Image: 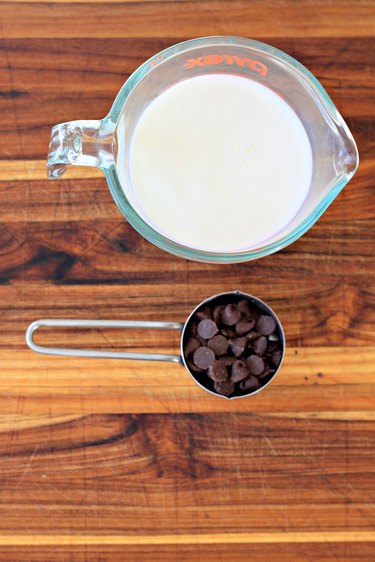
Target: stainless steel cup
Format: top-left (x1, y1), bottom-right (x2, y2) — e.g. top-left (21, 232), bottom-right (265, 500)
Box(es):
top-left (26, 290), bottom-right (285, 399)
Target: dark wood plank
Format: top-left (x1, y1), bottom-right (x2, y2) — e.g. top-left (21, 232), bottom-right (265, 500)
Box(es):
top-left (0, 414), bottom-right (373, 537)
top-left (0, 543), bottom-right (374, 562)
top-left (0, 193), bottom-right (374, 347)
top-left (0, 37), bottom-right (373, 160)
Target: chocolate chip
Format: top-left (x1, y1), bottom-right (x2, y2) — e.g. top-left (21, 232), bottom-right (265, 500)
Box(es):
top-left (196, 335), bottom-right (207, 346)
top-left (214, 380), bottom-right (235, 397)
top-left (221, 355), bottom-right (236, 367)
top-left (230, 360), bottom-right (250, 383)
top-left (229, 337), bottom-right (247, 357)
top-left (239, 375), bottom-right (260, 392)
top-left (195, 307), bottom-right (212, 321)
top-left (186, 359), bottom-right (203, 373)
top-left (190, 323), bottom-right (197, 337)
top-left (251, 335), bottom-right (267, 356)
top-left (237, 299), bottom-right (252, 317)
top-left (271, 350), bottom-right (282, 367)
top-left (222, 304), bottom-right (241, 326)
top-left (197, 319), bottom-right (218, 339)
top-left (235, 318), bottom-right (255, 336)
top-left (207, 334), bottom-right (228, 355)
top-left (256, 315), bottom-right (276, 336)
top-left (246, 331), bottom-right (261, 342)
top-left (193, 346), bottom-right (215, 370)
top-left (258, 367), bottom-right (275, 380)
top-left (184, 337), bottom-right (201, 357)
top-left (208, 359), bottom-right (228, 382)
top-left (212, 305), bottom-right (225, 325)
top-left (220, 327), bottom-right (236, 338)
top-left (246, 355), bottom-right (265, 375)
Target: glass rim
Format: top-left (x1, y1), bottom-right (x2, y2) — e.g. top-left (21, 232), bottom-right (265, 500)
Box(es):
top-left (102, 35), bottom-right (359, 263)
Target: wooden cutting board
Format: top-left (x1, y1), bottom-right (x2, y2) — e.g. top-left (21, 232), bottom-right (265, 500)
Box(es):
top-left (0, 1), bottom-right (374, 560)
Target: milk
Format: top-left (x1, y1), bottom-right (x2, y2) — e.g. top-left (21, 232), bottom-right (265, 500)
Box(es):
top-left (124, 74), bottom-right (312, 252)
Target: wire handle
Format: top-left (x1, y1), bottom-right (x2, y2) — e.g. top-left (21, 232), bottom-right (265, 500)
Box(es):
top-left (26, 319), bottom-right (184, 363)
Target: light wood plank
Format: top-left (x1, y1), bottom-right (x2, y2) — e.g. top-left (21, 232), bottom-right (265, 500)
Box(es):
top-left (0, 154), bottom-right (366, 186)
top-left (0, 348), bottom-right (374, 414)
top-left (0, 160), bottom-right (373, 223)
top-left (0, 160), bottom-right (102, 181)
top-left (0, 532), bottom-right (373, 545)
top-left (0, 3), bottom-right (373, 38)
top-left (6, 0), bottom-right (375, 5)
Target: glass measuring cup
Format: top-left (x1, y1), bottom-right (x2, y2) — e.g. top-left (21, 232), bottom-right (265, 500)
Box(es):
top-left (47, 36), bottom-right (359, 263)
top-left (25, 291), bottom-right (285, 400)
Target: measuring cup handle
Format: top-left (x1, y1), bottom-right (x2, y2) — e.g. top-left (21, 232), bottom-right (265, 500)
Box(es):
top-left (26, 319), bottom-right (184, 363)
top-left (47, 118), bottom-right (114, 179)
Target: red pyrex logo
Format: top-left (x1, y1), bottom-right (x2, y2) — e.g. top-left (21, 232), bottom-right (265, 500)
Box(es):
top-left (184, 54), bottom-right (268, 77)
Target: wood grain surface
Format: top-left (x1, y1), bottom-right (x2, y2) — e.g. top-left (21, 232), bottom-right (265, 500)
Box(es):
top-left (0, 1), bottom-right (374, 560)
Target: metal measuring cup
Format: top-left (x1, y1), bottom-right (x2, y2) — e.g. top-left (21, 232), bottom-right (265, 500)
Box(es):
top-left (26, 291), bottom-right (285, 399)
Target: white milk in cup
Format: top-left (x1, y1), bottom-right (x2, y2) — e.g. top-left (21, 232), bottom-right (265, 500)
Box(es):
top-left (125, 74), bottom-right (312, 252)
top-left (47, 37), bottom-right (358, 262)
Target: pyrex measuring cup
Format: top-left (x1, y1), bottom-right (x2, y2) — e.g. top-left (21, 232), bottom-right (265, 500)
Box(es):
top-left (47, 36), bottom-right (358, 263)
top-left (26, 291), bottom-right (285, 399)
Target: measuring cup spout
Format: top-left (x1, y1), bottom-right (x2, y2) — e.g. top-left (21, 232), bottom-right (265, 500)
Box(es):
top-left (333, 120), bottom-right (359, 181)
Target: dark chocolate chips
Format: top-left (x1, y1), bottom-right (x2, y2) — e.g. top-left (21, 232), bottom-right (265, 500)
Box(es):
top-left (208, 360), bottom-right (228, 382)
top-left (239, 375), bottom-right (260, 392)
top-left (197, 318), bottom-right (218, 339)
top-left (193, 346), bottom-right (215, 370)
top-left (256, 315), bottom-right (276, 336)
top-left (214, 380), bottom-right (235, 397)
top-left (228, 337), bottom-right (247, 358)
top-left (250, 335), bottom-right (267, 356)
top-left (184, 337), bottom-right (201, 357)
top-left (184, 295), bottom-right (283, 397)
top-left (208, 334), bottom-right (228, 355)
top-left (236, 318), bottom-right (255, 336)
top-left (230, 360), bottom-right (250, 383)
top-left (222, 304), bottom-right (241, 326)
top-left (246, 355), bottom-right (265, 376)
